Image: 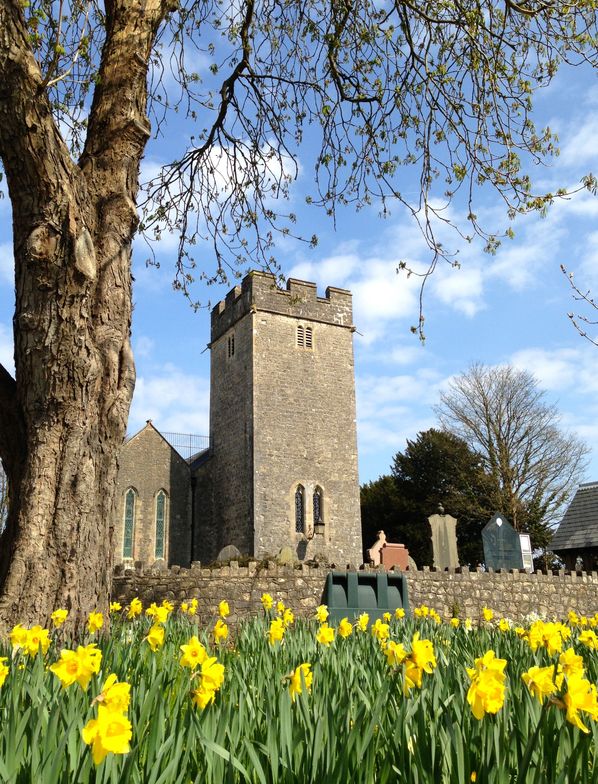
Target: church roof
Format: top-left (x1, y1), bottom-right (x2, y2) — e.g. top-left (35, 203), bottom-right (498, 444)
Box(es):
top-left (551, 482), bottom-right (598, 552)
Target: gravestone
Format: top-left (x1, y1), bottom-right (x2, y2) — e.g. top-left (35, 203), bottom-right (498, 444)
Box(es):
top-left (428, 510), bottom-right (459, 569)
top-left (482, 513), bottom-right (523, 570)
top-left (216, 544), bottom-right (242, 562)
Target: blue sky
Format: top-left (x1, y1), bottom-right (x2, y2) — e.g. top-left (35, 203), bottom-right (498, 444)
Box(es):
top-left (0, 62), bottom-right (597, 488)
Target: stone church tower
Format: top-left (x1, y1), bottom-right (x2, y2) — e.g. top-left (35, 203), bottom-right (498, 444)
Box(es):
top-left (193, 271), bottom-right (362, 566)
top-left (114, 271), bottom-right (363, 568)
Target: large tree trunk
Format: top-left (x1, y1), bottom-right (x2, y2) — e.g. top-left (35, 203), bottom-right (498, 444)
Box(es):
top-left (0, 0), bottom-right (170, 633)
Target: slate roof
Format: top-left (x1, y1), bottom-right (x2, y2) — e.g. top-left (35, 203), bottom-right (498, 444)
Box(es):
top-left (551, 482), bottom-right (598, 551)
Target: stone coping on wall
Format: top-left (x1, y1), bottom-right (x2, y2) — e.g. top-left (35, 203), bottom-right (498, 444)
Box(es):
top-left (112, 561), bottom-right (598, 581)
top-left (111, 561), bottom-right (598, 624)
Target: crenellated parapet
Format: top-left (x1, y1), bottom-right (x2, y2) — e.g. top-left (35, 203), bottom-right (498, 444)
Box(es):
top-left (211, 271), bottom-right (353, 343)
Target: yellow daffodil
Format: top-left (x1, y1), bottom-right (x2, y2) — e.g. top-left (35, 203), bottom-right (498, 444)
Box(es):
top-left (568, 610), bottom-right (580, 627)
top-left (188, 598), bottom-right (198, 616)
top-left (498, 618), bottom-right (511, 632)
top-left (218, 600), bottom-right (230, 619)
top-left (371, 619), bottom-right (390, 643)
top-left (395, 608), bottom-right (405, 620)
top-left (563, 674), bottom-right (598, 733)
top-left (338, 617), bottom-right (353, 638)
top-left (82, 705), bottom-right (132, 765)
top-left (161, 600), bottom-right (174, 614)
top-left (522, 665), bottom-right (562, 704)
top-left (276, 601), bottom-right (286, 615)
top-left (283, 608), bottom-right (294, 627)
top-left (87, 612), bottom-right (104, 635)
top-left (578, 630), bottom-right (598, 650)
top-left (261, 593), bottom-right (273, 611)
top-left (213, 619), bottom-right (229, 643)
top-left (315, 605), bottom-right (329, 623)
top-left (180, 636), bottom-right (208, 669)
top-left (384, 640), bottom-right (407, 667)
top-left (0, 657), bottom-right (8, 688)
top-left (559, 647), bottom-right (585, 679)
top-left (49, 644), bottom-right (102, 689)
top-left (450, 618), bottom-right (460, 628)
top-left (464, 619), bottom-right (472, 631)
top-left (180, 602), bottom-right (189, 614)
top-left (268, 617), bottom-right (285, 646)
top-left (9, 624), bottom-right (28, 651)
top-left (24, 626), bottom-right (51, 657)
top-left (145, 603), bottom-right (169, 624)
top-left (410, 633), bottom-right (437, 674)
top-left (466, 650), bottom-right (507, 720)
top-left (289, 663), bottom-right (313, 702)
top-left (192, 684), bottom-right (216, 709)
top-left (96, 674), bottom-right (131, 713)
top-left (201, 657), bottom-right (225, 693)
top-left (357, 613), bottom-right (369, 632)
top-left (383, 612), bottom-right (391, 622)
top-left (109, 602), bottom-right (121, 613)
top-left (316, 623), bottom-right (335, 646)
top-left (51, 609), bottom-right (69, 627)
top-left (482, 607), bottom-right (494, 622)
top-left (145, 624), bottom-right (165, 652)
top-left (527, 620), bottom-right (564, 656)
top-left (126, 598), bottom-right (142, 619)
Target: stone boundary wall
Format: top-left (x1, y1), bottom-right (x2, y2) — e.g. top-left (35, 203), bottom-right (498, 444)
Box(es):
top-left (111, 563), bottom-right (598, 624)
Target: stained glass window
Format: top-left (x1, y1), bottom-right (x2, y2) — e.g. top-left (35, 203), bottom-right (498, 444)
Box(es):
top-left (155, 490), bottom-right (166, 559)
top-left (313, 487), bottom-right (323, 524)
top-left (295, 485), bottom-right (305, 533)
top-left (123, 488), bottom-right (136, 559)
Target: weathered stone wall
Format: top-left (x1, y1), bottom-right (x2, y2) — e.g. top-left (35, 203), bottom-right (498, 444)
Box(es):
top-left (252, 308), bottom-right (362, 567)
top-left (111, 564), bottom-right (598, 623)
top-left (198, 309), bottom-right (255, 562)
top-left (114, 424), bottom-right (192, 567)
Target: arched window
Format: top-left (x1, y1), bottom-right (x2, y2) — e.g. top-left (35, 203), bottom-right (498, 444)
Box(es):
top-left (295, 485), bottom-right (305, 533)
top-left (123, 488), bottom-right (136, 559)
top-left (155, 490), bottom-right (167, 559)
top-left (313, 486), bottom-right (323, 525)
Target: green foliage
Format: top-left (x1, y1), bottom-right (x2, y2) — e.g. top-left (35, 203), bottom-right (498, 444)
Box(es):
top-left (0, 611), bottom-right (597, 782)
top-left (361, 429), bottom-right (494, 567)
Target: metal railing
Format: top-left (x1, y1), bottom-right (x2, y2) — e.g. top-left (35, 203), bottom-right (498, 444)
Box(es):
top-left (160, 432), bottom-right (210, 460)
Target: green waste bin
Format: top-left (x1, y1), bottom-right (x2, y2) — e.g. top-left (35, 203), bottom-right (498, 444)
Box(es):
top-left (322, 571), bottom-right (409, 623)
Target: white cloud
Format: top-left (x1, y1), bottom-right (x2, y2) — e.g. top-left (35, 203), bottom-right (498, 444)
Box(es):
top-left (129, 365), bottom-right (209, 436)
top-left (133, 335), bottom-right (155, 359)
top-left (0, 243), bottom-right (13, 286)
top-left (431, 264), bottom-right (485, 317)
top-left (558, 111), bottom-right (598, 169)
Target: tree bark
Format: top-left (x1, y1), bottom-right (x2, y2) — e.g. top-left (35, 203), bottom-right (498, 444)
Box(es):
top-left (0, 0), bottom-right (170, 633)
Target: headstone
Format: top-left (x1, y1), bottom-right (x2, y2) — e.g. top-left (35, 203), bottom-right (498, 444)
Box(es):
top-left (519, 534), bottom-right (533, 571)
top-left (276, 546), bottom-right (296, 565)
top-left (428, 512), bottom-right (459, 569)
top-left (482, 514), bottom-right (523, 570)
top-left (216, 544), bottom-right (242, 562)
top-left (381, 543), bottom-right (409, 571)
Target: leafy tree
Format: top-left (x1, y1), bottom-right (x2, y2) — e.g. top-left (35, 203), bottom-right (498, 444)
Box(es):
top-left (361, 429), bottom-right (495, 567)
top-left (436, 364), bottom-right (589, 550)
top-left (1, 0), bottom-right (597, 630)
